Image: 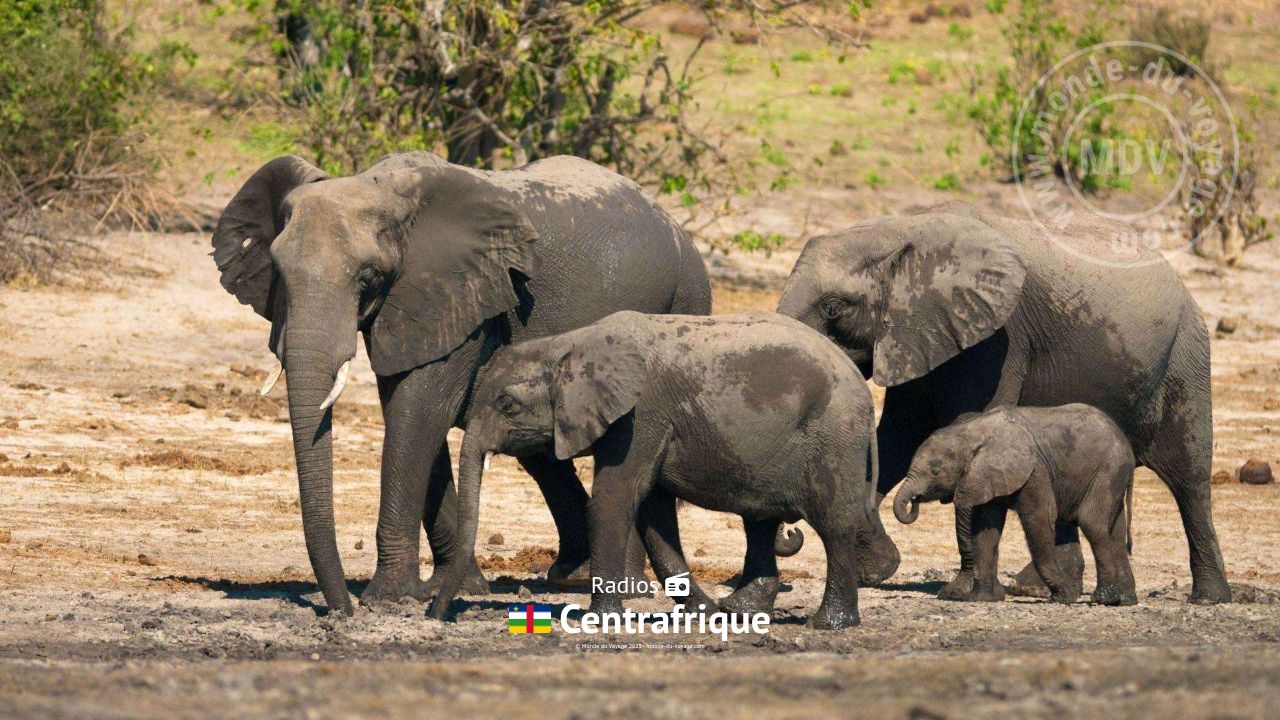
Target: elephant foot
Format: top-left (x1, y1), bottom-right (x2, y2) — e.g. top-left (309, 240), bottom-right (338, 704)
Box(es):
top-left (1006, 557), bottom-right (1083, 599)
top-left (719, 577), bottom-right (779, 615)
top-left (808, 603), bottom-right (860, 630)
top-left (857, 533), bottom-right (901, 586)
top-left (546, 555), bottom-right (592, 591)
top-left (588, 595), bottom-right (625, 616)
top-left (1048, 586), bottom-right (1078, 605)
top-left (963, 583), bottom-right (1006, 603)
top-left (1091, 584), bottom-right (1136, 606)
top-left (361, 562), bottom-right (489, 606)
top-left (937, 569), bottom-right (975, 600)
top-left (1189, 578), bottom-right (1232, 605)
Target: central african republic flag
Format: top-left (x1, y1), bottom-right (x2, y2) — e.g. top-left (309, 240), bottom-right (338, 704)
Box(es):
top-left (508, 603), bottom-right (553, 634)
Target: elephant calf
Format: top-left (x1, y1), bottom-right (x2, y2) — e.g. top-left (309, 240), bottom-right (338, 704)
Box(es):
top-left (893, 404), bottom-right (1137, 606)
top-left (428, 311), bottom-right (889, 629)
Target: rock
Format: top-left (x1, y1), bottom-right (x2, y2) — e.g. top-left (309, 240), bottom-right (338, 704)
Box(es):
top-left (137, 553), bottom-right (158, 566)
top-left (1238, 459), bottom-right (1273, 485)
top-left (950, 3), bottom-right (972, 18)
top-left (908, 11), bottom-right (928, 23)
top-left (0, 529), bottom-right (10, 543)
top-left (354, 539), bottom-right (364, 550)
top-left (694, 547), bottom-right (707, 557)
top-left (1211, 469), bottom-right (1233, 485)
top-left (517, 585), bottom-right (533, 600)
top-left (0, 453), bottom-right (7, 462)
top-left (487, 533), bottom-right (504, 546)
top-left (174, 385), bottom-right (209, 409)
top-left (1216, 316), bottom-right (1239, 334)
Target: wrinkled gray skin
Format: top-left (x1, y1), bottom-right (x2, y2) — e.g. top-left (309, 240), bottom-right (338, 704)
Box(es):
top-left (428, 311), bottom-right (891, 630)
top-left (894, 405), bottom-right (1137, 606)
top-left (778, 200), bottom-right (1229, 604)
top-left (212, 152), bottom-right (710, 614)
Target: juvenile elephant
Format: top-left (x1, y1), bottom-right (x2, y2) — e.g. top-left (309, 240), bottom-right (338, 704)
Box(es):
top-left (893, 405), bottom-right (1137, 606)
top-left (427, 311), bottom-right (890, 629)
top-left (212, 152), bottom-right (710, 614)
top-left (777, 201), bottom-right (1228, 604)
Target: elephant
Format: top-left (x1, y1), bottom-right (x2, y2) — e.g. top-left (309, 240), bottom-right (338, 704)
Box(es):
top-left (893, 404), bottom-right (1137, 606)
top-left (427, 311), bottom-right (893, 629)
top-left (211, 151), bottom-right (711, 614)
top-left (777, 200), bottom-right (1230, 604)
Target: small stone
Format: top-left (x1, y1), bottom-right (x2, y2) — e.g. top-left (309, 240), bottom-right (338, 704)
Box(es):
top-left (137, 553), bottom-right (158, 566)
top-left (44, 614), bottom-right (57, 622)
top-left (487, 533), bottom-right (504, 546)
top-left (1211, 470), bottom-right (1234, 485)
top-left (310, 653), bottom-right (320, 661)
top-left (1239, 459), bottom-right (1274, 485)
top-left (1216, 316), bottom-right (1239, 334)
top-left (0, 530), bottom-right (10, 543)
top-left (694, 548), bottom-right (707, 557)
top-left (62, 613), bottom-right (75, 621)
top-left (354, 539), bottom-right (364, 550)
top-left (141, 618), bottom-right (161, 629)
top-left (517, 585), bottom-right (533, 600)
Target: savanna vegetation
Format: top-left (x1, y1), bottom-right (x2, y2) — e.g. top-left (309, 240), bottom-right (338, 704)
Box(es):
top-left (2, 0), bottom-right (1277, 282)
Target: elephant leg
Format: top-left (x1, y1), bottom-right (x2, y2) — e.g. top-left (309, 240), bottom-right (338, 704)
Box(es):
top-left (720, 518), bottom-right (781, 616)
top-left (636, 487), bottom-right (717, 611)
top-left (1081, 507), bottom-right (1137, 606)
top-left (517, 453), bottom-right (592, 589)
top-left (1140, 413), bottom-right (1230, 603)
top-left (1015, 487), bottom-right (1076, 605)
top-left (363, 347), bottom-right (486, 605)
top-left (964, 504), bottom-right (1007, 602)
top-left (807, 511), bottom-right (861, 630)
top-left (1005, 524), bottom-right (1084, 599)
top-left (587, 417), bottom-right (662, 615)
top-left (937, 506), bottom-right (976, 600)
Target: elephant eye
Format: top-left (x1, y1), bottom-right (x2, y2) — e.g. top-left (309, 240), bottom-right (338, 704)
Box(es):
top-left (496, 394), bottom-right (521, 416)
top-left (929, 465), bottom-right (941, 476)
top-left (820, 297), bottom-right (848, 320)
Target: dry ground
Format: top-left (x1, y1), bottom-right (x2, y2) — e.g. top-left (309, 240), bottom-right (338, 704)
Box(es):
top-left (1, 200), bottom-right (1278, 717)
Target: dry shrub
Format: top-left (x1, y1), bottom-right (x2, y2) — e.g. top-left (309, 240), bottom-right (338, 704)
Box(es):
top-left (1182, 104), bottom-right (1273, 265)
top-left (1130, 7), bottom-right (1212, 77)
top-left (0, 0), bottom-right (197, 287)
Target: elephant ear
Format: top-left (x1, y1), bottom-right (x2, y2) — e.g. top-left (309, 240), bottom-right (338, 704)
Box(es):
top-left (954, 413), bottom-right (1036, 508)
top-left (551, 326), bottom-right (647, 460)
top-left (872, 214), bottom-right (1026, 387)
top-left (367, 167), bottom-right (539, 376)
top-left (211, 156), bottom-right (328, 320)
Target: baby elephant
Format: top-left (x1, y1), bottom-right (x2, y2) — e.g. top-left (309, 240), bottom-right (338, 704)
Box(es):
top-left (893, 404), bottom-right (1136, 606)
top-left (428, 311), bottom-right (885, 629)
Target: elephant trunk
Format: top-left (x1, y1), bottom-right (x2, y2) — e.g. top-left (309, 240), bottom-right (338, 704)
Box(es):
top-left (893, 474), bottom-right (925, 525)
top-left (283, 299), bottom-right (358, 616)
top-left (427, 428), bottom-right (487, 620)
top-left (774, 525), bottom-right (804, 557)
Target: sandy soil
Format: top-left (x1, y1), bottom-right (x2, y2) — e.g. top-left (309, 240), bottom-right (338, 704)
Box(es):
top-left (1, 203), bottom-right (1279, 718)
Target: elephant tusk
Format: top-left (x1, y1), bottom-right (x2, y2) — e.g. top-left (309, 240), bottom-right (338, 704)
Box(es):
top-left (319, 360), bottom-right (351, 411)
top-left (260, 360), bottom-right (283, 396)
top-left (483, 452), bottom-right (492, 471)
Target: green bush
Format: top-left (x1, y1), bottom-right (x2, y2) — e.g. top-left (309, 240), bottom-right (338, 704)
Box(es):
top-left (0, 0), bottom-right (136, 179)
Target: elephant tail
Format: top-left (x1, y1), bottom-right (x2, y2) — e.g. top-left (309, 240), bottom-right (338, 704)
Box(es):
top-left (1125, 475), bottom-right (1134, 555)
top-left (774, 525), bottom-right (804, 557)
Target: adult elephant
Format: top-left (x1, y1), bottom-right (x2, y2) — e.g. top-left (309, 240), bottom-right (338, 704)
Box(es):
top-left (777, 200), bottom-right (1230, 604)
top-left (212, 151), bottom-right (711, 614)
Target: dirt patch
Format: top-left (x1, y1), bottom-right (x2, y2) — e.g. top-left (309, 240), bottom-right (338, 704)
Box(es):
top-left (120, 449), bottom-right (276, 476)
